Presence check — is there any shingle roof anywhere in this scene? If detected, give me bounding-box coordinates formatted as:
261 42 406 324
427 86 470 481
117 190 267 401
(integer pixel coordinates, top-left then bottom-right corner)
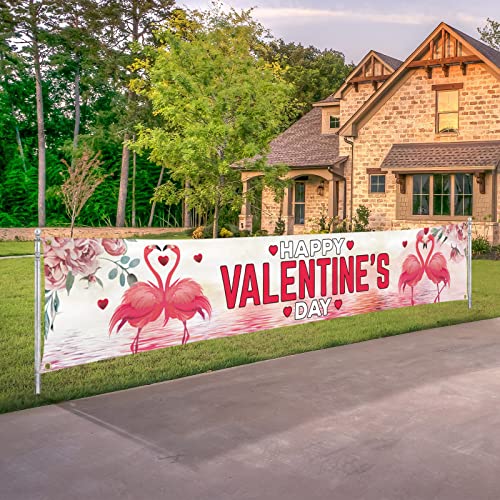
373 51 404 70
257 107 340 167
381 141 500 169
451 25 500 69
314 94 340 105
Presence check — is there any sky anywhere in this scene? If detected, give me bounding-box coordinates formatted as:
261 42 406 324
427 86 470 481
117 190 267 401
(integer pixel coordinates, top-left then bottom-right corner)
183 0 500 63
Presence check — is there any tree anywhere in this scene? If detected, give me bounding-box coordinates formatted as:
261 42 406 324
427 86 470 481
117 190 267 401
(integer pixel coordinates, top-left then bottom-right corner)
133 7 296 237
264 40 354 121
7 0 58 226
478 18 500 50
100 0 175 227
60 149 108 236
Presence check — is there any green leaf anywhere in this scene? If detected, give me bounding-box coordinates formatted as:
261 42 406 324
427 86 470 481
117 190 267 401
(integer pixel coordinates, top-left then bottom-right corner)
127 274 138 286
108 268 118 280
129 258 140 268
65 271 75 295
121 255 130 264
119 273 125 286
95 276 104 288
54 292 60 312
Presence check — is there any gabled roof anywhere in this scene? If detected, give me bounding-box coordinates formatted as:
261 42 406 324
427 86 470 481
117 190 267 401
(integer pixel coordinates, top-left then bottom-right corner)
339 22 500 137
333 50 402 99
452 27 500 68
239 107 340 168
373 51 404 71
381 141 500 170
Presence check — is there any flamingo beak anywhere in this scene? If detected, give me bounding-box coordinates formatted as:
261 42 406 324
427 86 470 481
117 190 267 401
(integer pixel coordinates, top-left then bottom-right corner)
155 245 161 251
423 242 428 249
163 244 169 251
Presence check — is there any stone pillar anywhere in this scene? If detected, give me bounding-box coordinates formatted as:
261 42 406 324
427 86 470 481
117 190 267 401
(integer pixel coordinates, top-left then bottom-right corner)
327 178 338 218
338 179 345 220
284 185 294 234
238 178 253 232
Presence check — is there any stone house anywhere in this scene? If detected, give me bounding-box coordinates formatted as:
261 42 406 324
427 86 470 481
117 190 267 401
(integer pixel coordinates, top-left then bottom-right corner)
236 22 500 243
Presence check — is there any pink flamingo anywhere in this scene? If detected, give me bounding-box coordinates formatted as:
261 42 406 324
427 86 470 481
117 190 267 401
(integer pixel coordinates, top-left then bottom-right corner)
164 245 212 345
399 232 426 305
109 245 165 353
424 233 451 303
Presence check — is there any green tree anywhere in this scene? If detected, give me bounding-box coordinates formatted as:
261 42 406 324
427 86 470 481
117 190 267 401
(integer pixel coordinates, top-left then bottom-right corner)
264 40 354 121
478 18 500 50
133 7 296 237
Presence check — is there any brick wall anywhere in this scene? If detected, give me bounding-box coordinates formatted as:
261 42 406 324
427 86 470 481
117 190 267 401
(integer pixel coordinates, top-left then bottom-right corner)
261 177 330 234
346 63 500 242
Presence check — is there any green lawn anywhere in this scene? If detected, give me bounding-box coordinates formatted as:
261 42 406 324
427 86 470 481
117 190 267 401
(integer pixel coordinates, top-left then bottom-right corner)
0 252 499 414
0 232 190 257
0 241 34 257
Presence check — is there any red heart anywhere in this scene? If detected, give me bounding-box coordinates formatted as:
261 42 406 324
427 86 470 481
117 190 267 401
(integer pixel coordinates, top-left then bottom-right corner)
424 227 429 235
194 253 203 263
346 240 354 251
158 255 169 266
283 306 292 317
97 299 108 310
269 245 278 256
402 241 408 248
334 299 342 310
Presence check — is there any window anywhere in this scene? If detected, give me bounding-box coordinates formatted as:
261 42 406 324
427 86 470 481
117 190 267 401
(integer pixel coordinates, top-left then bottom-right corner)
436 90 459 133
455 174 473 216
433 174 451 216
412 174 430 215
294 182 305 224
329 116 340 129
411 173 473 217
370 175 386 193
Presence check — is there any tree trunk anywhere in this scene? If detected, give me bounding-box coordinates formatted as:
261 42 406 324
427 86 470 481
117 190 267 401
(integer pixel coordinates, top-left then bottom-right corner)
183 179 191 228
212 175 224 238
73 61 81 150
131 143 137 227
33 37 46 227
14 118 26 172
148 164 165 227
116 133 130 226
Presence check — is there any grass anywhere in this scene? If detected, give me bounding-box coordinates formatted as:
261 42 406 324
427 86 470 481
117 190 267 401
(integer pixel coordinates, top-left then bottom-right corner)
0 241 34 257
0 249 499 414
0 232 190 258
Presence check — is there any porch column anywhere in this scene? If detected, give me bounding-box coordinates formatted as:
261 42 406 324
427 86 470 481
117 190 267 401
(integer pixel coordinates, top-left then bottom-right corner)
327 178 337 218
283 184 294 234
238 178 253 232
337 179 346 220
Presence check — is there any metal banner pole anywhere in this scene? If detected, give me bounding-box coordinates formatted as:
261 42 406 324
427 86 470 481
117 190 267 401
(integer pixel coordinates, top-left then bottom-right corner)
467 217 472 309
34 228 42 395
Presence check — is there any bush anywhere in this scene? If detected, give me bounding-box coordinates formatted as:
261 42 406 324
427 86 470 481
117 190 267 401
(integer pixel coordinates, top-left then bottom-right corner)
273 217 285 235
353 205 371 232
255 229 268 236
192 226 205 239
239 230 251 237
219 227 234 238
472 236 491 256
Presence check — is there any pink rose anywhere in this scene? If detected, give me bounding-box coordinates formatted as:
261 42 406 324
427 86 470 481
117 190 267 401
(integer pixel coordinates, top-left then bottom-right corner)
65 239 103 276
102 238 127 256
44 255 69 291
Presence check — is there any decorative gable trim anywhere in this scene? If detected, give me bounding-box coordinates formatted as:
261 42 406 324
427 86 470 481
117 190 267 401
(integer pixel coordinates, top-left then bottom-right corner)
338 22 500 137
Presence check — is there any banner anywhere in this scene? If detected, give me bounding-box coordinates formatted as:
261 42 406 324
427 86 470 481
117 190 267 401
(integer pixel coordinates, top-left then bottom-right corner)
41 224 468 371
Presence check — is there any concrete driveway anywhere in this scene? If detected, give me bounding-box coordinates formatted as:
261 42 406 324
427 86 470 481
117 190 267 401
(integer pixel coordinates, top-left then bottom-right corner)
1 318 500 500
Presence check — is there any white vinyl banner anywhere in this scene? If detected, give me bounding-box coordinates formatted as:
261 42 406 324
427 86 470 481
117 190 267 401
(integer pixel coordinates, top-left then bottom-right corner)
41 224 468 371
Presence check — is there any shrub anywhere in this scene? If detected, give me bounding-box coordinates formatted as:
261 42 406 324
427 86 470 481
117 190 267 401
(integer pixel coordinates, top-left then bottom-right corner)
472 236 491 256
219 227 233 238
353 205 371 232
255 229 268 236
239 230 251 237
192 226 205 239
273 217 286 235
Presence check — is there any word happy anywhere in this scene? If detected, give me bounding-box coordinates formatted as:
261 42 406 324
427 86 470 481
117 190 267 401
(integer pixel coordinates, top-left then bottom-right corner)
279 238 345 259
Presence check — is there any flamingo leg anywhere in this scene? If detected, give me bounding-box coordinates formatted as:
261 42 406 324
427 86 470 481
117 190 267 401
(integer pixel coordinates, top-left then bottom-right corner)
181 321 190 345
130 328 142 354
411 286 414 306
434 284 441 303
